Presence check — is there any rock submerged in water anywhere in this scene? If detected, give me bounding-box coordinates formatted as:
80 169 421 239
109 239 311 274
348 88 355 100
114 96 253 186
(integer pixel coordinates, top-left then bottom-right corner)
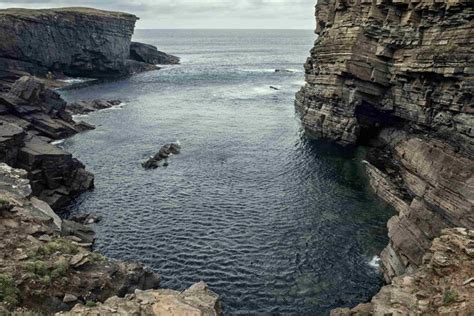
142 143 181 170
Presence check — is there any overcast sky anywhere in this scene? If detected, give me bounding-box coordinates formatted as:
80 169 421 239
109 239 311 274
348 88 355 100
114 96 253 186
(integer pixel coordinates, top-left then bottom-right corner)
0 0 316 29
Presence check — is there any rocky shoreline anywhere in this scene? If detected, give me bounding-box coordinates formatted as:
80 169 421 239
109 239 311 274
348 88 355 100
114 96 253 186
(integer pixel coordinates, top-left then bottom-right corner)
297 0 473 314
0 7 220 316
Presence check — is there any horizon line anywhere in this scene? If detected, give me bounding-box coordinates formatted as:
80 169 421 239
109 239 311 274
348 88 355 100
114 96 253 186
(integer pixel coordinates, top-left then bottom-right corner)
135 28 314 31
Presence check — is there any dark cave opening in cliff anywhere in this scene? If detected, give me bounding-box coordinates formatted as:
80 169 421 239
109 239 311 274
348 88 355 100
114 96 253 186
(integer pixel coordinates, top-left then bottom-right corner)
354 101 398 145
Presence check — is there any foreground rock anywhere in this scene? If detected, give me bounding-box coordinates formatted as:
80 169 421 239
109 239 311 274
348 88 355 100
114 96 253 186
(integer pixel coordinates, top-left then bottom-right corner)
331 228 474 316
142 143 181 170
130 42 180 65
0 163 160 314
296 0 473 314
0 76 95 210
59 281 222 316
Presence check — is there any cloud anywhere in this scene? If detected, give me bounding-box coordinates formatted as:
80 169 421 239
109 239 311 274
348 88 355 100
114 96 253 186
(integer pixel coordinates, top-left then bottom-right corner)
0 0 316 29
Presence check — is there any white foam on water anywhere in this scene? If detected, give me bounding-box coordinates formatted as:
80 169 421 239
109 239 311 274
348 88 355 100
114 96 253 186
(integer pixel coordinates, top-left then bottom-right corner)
369 256 381 269
106 102 126 111
240 68 276 73
72 114 89 120
51 139 65 146
252 86 279 96
59 77 96 84
291 80 306 86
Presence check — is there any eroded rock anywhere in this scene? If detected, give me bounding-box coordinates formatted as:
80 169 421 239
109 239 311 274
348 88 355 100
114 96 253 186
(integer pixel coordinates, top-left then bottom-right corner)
130 42 180 65
60 281 221 316
0 164 161 314
142 143 181 170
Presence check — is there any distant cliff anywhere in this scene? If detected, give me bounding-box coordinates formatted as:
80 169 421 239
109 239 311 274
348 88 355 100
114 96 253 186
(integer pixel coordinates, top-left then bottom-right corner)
296 0 473 314
0 7 178 81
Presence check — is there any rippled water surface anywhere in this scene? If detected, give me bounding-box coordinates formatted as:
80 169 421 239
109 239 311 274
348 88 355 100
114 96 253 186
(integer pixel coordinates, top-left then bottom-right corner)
60 30 394 315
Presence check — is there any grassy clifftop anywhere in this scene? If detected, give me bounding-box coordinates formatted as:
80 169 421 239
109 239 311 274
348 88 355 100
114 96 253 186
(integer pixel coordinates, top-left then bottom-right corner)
0 7 137 19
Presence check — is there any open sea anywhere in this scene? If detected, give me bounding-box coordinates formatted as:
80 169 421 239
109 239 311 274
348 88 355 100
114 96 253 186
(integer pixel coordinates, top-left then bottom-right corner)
59 29 394 315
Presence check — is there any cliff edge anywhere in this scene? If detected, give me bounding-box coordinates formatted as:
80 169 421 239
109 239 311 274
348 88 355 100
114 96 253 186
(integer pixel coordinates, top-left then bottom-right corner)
296 0 473 314
0 7 179 83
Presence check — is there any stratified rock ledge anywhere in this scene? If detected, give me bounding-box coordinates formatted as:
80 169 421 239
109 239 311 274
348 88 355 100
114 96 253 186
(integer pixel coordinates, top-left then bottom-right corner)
296 0 473 314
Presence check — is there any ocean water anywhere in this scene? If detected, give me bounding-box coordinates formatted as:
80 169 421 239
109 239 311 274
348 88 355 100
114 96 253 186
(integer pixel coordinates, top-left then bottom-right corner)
59 30 394 315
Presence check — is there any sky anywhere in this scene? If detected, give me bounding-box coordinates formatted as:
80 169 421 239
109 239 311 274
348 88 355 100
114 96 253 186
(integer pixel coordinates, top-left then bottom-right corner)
0 0 316 29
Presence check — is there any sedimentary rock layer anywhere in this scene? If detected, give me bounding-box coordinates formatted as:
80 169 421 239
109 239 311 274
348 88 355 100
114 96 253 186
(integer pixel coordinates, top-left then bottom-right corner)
296 0 473 313
0 8 139 78
0 76 94 210
296 0 473 152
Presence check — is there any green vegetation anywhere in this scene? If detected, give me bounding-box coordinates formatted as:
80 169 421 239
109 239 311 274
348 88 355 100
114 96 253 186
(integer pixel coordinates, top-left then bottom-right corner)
51 258 69 279
0 273 19 307
0 7 134 18
24 256 70 285
443 289 459 305
0 197 11 210
89 252 106 263
36 239 79 256
85 301 97 308
25 260 48 276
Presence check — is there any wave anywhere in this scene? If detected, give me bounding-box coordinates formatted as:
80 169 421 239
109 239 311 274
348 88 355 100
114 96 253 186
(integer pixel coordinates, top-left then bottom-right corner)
368 256 381 269
51 139 65 146
59 77 96 84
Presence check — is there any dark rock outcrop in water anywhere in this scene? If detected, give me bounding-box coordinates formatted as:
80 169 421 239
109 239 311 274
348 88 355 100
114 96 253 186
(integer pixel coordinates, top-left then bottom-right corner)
130 42 180 65
142 143 181 170
297 0 473 314
67 100 122 115
0 7 177 82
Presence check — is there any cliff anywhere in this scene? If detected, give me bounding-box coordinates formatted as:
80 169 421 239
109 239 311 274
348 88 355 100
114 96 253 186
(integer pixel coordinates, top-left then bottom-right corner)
0 7 178 82
296 0 473 313
332 228 474 315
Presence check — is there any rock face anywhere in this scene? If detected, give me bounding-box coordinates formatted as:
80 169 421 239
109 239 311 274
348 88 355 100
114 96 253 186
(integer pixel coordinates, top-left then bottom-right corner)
59 281 222 316
130 42 180 65
0 76 95 210
331 228 474 316
0 8 139 78
0 7 181 83
296 0 473 151
0 164 161 314
296 0 473 313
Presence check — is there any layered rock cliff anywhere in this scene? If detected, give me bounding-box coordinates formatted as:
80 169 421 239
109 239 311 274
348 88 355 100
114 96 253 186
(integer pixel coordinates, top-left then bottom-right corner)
296 0 473 313
0 76 94 210
0 7 179 83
